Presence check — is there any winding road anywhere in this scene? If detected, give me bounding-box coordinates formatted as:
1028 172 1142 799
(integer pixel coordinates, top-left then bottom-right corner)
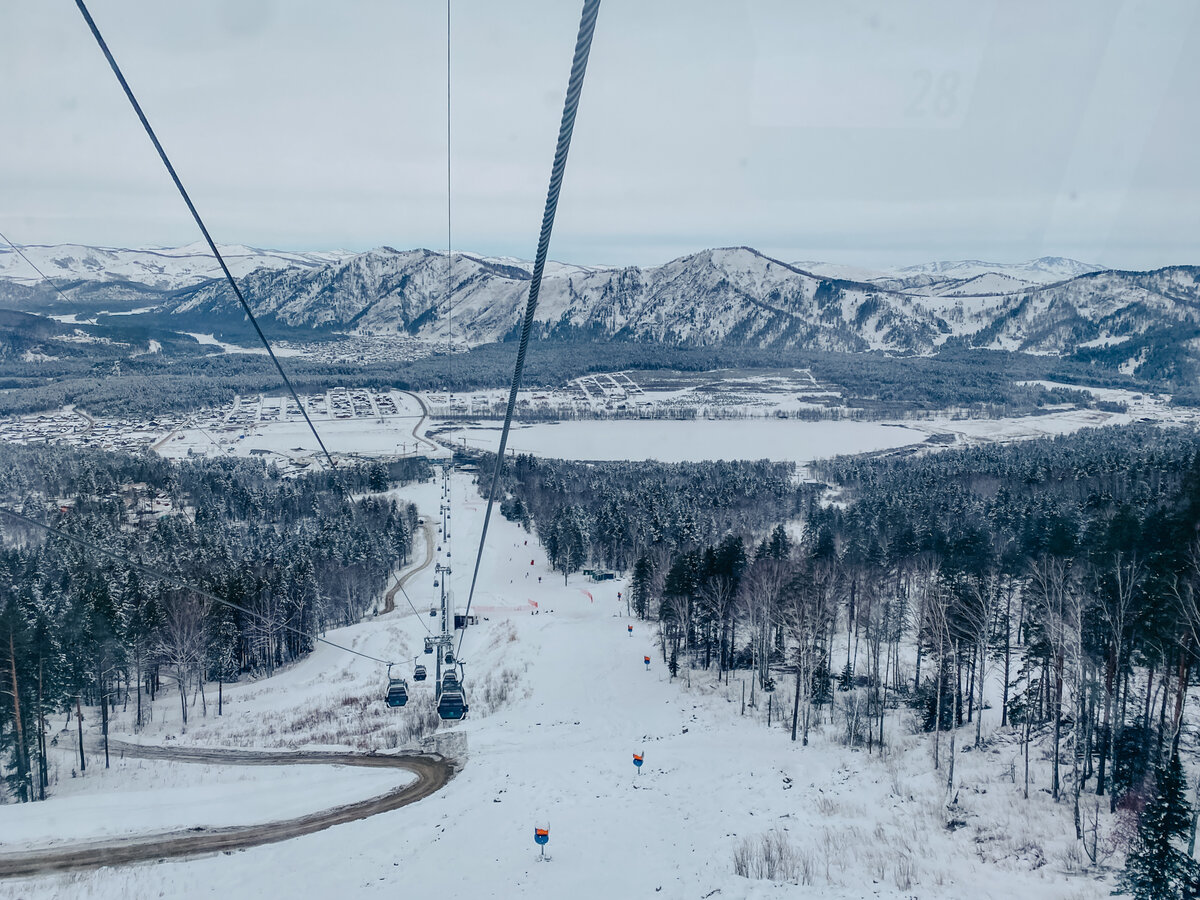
0 507 447 879
398 390 439 454
383 519 435 614
0 393 455 880
0 741 457 878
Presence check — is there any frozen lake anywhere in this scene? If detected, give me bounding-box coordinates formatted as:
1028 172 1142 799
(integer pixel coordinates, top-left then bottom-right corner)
441 418 927 463
438 405 1145 465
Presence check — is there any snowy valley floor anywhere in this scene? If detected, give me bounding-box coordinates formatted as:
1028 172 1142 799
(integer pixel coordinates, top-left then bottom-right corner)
1 472 1119 899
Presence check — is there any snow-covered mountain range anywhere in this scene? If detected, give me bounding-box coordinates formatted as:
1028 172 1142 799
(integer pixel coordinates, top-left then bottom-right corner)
171 246 946 352
0 241 352 290
3 242 1198 378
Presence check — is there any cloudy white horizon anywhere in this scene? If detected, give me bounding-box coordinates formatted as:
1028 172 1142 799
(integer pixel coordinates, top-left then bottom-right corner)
2 0 1197 271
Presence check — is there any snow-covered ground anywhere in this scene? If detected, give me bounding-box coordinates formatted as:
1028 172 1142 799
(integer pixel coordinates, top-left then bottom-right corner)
0 758 412 849
1015 380 1168 414
156 390 434 468
183 332 304 357
1 472 1116 899
906 406 1135 445
159 417 429 464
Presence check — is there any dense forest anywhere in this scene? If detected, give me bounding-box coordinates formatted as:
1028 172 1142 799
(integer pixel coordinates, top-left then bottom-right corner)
489 454 805 576
497 424 1200 894
0 444 429 802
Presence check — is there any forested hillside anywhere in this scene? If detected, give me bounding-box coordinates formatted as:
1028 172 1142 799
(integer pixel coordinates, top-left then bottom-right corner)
0 446 429 801
499 424 1200 877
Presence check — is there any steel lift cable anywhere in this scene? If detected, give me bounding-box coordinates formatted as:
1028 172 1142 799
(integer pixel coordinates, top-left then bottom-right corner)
397 581 435 636
435 1 456 682
73 0 337 471
444 0 453 588
447 0 454 369
0 505 402 667
458 0 601 659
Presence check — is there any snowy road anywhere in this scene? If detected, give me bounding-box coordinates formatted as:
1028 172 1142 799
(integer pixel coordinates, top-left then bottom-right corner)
398 390 439 453
382 519 434 614
0 743 455 878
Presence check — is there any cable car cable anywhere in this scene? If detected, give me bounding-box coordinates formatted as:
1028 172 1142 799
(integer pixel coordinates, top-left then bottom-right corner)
72 0 337 472
446 0 454 371
458 0 601 659
396 582 435 635
0 504 397 667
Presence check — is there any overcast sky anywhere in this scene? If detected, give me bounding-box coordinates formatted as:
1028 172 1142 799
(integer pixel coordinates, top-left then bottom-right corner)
2 0 1198 269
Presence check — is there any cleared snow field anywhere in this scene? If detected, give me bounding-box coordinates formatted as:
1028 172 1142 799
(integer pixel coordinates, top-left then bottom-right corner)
907 405 1135 445
183 332 301 357
157 391 433 466
2 472 1114 899
162 418 423 460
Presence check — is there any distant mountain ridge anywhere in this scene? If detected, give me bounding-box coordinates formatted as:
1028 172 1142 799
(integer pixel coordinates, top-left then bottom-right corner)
0 241 353 290
2 242 1198 381
796 256 1104 293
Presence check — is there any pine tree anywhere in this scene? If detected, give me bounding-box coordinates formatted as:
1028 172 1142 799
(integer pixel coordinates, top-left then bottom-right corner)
768 524 791 561
629 556 653 620
0 596 35 802
838 661 855 692
1116 752 1200 900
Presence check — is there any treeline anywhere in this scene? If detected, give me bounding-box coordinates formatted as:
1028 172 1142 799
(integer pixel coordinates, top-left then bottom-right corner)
488 453 805 576
805 425 1200 889
0 445 430 801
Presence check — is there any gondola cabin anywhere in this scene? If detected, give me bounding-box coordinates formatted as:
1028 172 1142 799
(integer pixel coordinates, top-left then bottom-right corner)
386 677 409 708
413 664 427 681
437 689 468 720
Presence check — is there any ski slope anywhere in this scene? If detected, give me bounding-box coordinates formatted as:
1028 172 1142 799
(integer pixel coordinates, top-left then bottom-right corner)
1 472 1112 899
